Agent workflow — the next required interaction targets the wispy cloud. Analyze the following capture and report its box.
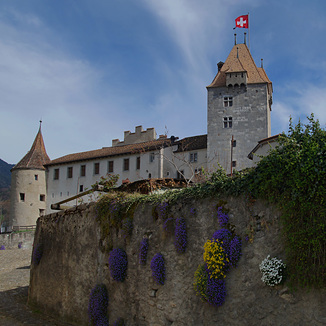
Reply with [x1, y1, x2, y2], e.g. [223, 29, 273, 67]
[0, 12, 137, 162]
[272, 83, 326, 136]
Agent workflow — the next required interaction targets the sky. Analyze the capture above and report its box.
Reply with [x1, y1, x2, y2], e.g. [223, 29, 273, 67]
[1, 0, 326, 164]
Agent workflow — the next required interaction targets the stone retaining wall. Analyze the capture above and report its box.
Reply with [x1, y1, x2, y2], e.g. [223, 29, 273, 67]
[0, 231, 34, 250]
[28, 197, 326, 325]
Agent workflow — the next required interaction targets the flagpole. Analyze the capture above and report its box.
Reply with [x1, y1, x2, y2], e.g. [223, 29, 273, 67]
[248, 12, 250, 50]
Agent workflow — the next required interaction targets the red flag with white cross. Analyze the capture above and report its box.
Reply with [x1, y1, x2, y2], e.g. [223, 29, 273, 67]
[234, 15, 249, 29]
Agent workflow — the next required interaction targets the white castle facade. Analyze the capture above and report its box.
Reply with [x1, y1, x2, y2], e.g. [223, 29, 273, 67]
[9, 37, 276, 227]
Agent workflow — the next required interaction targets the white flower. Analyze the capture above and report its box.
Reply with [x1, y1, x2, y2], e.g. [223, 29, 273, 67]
[259, 255, 286, 286]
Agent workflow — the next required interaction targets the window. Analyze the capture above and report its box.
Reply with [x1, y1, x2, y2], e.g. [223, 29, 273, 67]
[189, 152, 198, 163]
[79, 185, 84, 192]
[223, 117, 233, 128]
[34, 174, 38, 181]
[232, 161, 237, 167]
[136, 157, 140, 170]
[148, 173, 152, 178]
[232, 140, 237, 147]
[54, 168, 59, 180]
[20, 193, 25, 201]
[39, 209, 45, 216]
[123, 158, 129, 171]
[150, 153, 155, 163]
[67, 166, 73, 178]
[80, 165, 86, 177]
[108, 161, 114, 173]
[224, 96, 233, 107]
[40, 194, 45, 201]
[94, 162, 100, 175]
[177, 171, 184, 180]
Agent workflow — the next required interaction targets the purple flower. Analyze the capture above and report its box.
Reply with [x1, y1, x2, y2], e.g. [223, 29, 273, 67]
[18, 242, 23, 249]
[216, 207, 229, 227]
[163, 216, 174, 233]
[88, 284, 109, 326]
[212, 229, 232, 256]
[0, 245, 5, 250]
[206, 278, 227, 307]
[109, 200, 119, 213]
[229, 236, 242, 267]
[174, 217, 187, 253]
[156, 201, 169, 220]
[151, 253, 165, 285]
[122, 218, 133, 239]
[139, 238, 149, 265]
[32, 243, 43, 265]
[212, 229, 242, 271]
[109, 248, 128, 282]
[190, 207, 196, 215]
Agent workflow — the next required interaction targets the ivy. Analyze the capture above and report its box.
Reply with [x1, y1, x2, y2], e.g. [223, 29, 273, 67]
[94, 115, 326, 288]
[248, 115, 326, 288]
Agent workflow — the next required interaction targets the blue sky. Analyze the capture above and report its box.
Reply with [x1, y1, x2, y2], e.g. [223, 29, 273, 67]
[1, 0, 326, 164]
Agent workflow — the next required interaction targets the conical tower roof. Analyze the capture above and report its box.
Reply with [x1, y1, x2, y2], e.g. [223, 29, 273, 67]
[207, 43, 272, 88]
[12, 122, 50, 171]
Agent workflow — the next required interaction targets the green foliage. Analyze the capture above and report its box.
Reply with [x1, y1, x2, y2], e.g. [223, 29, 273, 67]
[92, 173, 119, 192]
[94, 115, 325, 288]
[248, 115, 326, 288]
[95, 192, 140, 252]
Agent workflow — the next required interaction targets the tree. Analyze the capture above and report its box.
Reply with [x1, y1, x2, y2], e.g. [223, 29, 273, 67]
[250, 114, 326, 287]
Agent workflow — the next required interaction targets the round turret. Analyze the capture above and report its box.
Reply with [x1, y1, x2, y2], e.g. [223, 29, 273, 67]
[9, 122, 50, 229]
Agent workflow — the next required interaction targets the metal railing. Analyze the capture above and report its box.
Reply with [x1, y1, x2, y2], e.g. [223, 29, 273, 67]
[12, 225, 36, 232]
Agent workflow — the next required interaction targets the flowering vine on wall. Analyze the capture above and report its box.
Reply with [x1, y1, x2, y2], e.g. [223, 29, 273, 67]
[139, 238, 149, 265]
[109, 248, 128, 282]
[259, 255, 286, 286]
[88, 284, 109, 326]
[194, 206, 242, 307]
[151, 253, 166, 285]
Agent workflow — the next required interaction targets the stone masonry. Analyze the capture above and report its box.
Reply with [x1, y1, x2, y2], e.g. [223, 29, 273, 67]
[28, 197, 326, 326]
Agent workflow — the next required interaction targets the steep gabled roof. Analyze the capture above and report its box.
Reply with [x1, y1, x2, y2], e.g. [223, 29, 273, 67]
[12, 125, 50, 171]
[45, 138, 172, 166]
[207, 43, 272, 88]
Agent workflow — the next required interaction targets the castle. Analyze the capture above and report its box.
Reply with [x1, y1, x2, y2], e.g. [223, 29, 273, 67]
[9, 35, 275, 228]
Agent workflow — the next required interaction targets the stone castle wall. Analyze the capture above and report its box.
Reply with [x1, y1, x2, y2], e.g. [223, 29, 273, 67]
[28, 197, 326, 325]
[10, 168, 47, 227]
[207, 84, 271, 174]
[0, 230, 35, 249]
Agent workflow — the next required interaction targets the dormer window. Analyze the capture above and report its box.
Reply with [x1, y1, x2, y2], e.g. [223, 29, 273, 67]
[224, 96, 233, 107]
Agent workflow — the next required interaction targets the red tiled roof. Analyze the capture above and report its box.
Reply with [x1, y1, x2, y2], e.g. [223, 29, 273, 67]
[12, 127, 50, 171]
[46, 138, 172, 166]
[207, 43, 272, 88]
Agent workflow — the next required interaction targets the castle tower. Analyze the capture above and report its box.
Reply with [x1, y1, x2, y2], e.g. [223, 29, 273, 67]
[10, 122, 50, 228]
[207, 38, 273, 174]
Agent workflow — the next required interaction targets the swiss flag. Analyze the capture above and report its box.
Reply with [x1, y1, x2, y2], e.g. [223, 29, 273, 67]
[235, 15, 249, 29]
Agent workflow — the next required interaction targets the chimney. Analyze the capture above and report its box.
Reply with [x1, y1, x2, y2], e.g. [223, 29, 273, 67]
[217, 61, 224, 72]
[234, 33, 237, 45]
[244, 32, 247, 45]
[261, 59, 264, 68]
